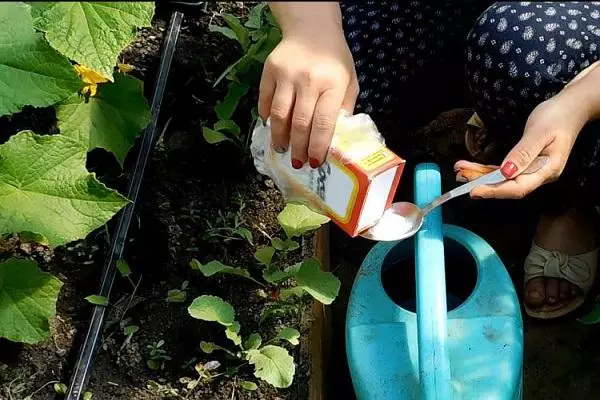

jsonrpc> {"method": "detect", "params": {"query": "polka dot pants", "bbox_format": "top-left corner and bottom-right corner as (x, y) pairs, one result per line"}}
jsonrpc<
(341, 1), (600, 213)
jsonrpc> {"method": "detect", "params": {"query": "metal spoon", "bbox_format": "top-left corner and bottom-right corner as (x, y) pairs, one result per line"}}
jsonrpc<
(359, 156), (550, 241)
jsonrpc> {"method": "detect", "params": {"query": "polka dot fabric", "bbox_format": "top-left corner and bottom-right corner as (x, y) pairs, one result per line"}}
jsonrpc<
(340, 1), (600, 211)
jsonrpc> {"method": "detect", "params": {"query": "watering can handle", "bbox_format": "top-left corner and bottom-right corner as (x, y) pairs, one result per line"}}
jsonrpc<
(414, 164), (453, 400)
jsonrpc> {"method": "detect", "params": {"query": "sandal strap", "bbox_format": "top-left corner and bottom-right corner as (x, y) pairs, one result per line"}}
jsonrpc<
(524, 243), (598, 295)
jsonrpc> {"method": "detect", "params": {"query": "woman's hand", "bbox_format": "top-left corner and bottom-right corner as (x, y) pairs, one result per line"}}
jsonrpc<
(258, 2), (359, 169)
(470, 93), (589, 199)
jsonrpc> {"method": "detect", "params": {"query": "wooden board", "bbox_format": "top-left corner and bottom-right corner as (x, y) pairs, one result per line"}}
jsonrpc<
(308, 224), (332, 400)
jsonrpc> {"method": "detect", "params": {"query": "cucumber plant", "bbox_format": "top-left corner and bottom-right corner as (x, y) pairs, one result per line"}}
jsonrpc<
(203, 2), (281, 147)
(0, 2), (154, 344)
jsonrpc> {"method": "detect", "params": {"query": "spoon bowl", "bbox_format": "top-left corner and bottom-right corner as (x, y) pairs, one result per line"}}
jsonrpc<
(360, 156), (550, 242)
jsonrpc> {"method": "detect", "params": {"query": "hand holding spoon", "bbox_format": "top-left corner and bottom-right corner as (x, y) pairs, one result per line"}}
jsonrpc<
(359, 156), (550, 241)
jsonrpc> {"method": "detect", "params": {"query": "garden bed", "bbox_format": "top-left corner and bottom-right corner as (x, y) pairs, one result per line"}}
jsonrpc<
(0, 3), (332, 399)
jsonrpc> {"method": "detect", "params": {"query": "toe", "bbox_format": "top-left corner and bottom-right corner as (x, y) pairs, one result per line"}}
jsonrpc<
(525, 277), (546, 308)
(546, 278), (560, 305)
(559, 280), (571, 300)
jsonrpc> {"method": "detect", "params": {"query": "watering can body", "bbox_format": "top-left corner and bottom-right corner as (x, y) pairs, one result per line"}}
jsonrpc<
(346, 163), (524, 400)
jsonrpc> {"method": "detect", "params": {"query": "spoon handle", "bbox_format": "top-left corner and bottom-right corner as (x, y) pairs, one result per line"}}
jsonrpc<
(421, 156), (550, 215)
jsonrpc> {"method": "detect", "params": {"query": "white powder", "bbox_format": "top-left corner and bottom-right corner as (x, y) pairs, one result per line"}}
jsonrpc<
(367, 208), (416, 241)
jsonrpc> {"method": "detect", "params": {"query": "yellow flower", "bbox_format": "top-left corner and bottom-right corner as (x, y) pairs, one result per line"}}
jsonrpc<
(117, 63), (135, 73)
(74, 64), (109, 97)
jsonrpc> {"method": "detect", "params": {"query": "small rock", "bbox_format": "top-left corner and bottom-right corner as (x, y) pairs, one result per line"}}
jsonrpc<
(19, 242), (32, 254)
(264, 179), (274, 188)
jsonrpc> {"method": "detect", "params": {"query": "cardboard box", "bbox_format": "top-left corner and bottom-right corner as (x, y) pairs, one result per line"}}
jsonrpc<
(315, 144), (405, 237)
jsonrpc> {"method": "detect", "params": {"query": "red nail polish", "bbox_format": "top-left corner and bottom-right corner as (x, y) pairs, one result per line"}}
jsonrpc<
(501, 161), (518, 177)
(291, 159), (303, 169)
(309, 158), (320, 169)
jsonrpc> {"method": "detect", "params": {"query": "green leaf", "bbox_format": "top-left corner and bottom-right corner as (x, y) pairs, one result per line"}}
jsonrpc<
(123, 325), (139, 336)
(0, 2), (82, 117)
(0, 131), (129, 247)
(188, 295), (235, 326)
(222, 14), (249, 50)
(54, 383), (68, 394)
(225, 321), (242, 346)
(30, 2), (155, 80)
(280, 286), (305, 301)
(295, 258), (340, 305)
(254, 247), (275, 266)
(191, 260), (251, 279)
(245, 3), (267, 29)
(208, 24), (237, 41)
(213, 119), (241, 136)
(200, 341), (217, 354)
(56, 73), (151, 166)
(277, 204), (330, 238)
(236, 227), (253, 244)
(244, 333), (262, 350)
(199, 341), (232, 356)
(116, 259), (131, 278)
(215, 82), (250, 120)
(85, 295), (108, 306)
(251, 27), (281, 63)
(0, 258), (63, 344)
(246, 345), (295, 388)
(213, 56), (244, 88)
(240, 380), (258, 391)
(271, 237), (299, 252)
(203, 127), (230, 144)
(275, 327), (300, 346)
(259, 303), (297, 324)
(263, 263), (300, 284)
(166, 289), (186, 303)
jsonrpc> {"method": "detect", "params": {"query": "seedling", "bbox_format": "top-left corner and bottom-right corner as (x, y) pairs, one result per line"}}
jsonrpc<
(166, 281), (189, 303)
(202, 196), (253, 245)
(188, 295), (299, 389)
(192, 204), (339, 319)
(146, 340), (172, 371)
(204, 3), (281, 147)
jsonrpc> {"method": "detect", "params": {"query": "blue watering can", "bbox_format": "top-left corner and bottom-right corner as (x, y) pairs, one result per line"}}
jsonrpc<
(346, 163), (524, 400)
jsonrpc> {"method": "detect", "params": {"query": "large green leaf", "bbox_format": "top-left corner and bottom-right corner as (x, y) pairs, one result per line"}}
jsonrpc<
(295, 258), (340, 305)
(0, 2), (81, 117)
(0, 131), (129, 247)
(277, 203), (330, 238)
(56, 73), (151, 166)
(30, 2), (155, 80)
(0, 258), (63, 344)
(188, 295), (235, 326)
(246, 345), (295, 388)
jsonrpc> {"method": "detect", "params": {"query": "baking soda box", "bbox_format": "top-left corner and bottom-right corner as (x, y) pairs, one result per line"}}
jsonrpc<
(251, 113), (405, 237)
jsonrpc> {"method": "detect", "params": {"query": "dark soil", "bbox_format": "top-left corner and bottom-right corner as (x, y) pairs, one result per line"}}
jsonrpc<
(1, 3), (311, 400)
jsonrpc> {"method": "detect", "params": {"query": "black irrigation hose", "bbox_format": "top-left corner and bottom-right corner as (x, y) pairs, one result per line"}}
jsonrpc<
(66, 10), (184, 400)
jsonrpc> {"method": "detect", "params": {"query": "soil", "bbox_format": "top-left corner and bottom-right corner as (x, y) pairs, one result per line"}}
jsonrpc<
(1, 3), (311, 400)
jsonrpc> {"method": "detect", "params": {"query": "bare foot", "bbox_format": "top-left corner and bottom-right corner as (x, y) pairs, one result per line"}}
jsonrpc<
(524, 208), (596, 309)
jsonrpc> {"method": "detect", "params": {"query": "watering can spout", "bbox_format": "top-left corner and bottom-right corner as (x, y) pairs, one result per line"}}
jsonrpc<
(414, 164), (452, 400)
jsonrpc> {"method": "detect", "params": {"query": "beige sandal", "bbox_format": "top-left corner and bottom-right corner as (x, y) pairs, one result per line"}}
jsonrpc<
(524, 242), (598, 319)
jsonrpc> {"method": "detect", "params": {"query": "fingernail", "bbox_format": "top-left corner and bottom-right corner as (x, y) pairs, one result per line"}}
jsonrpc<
(291, 159), (303, 169)
(309, 158), (320, 169)
(273, 146), (287, 154)
(501, 161), (518, 178)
